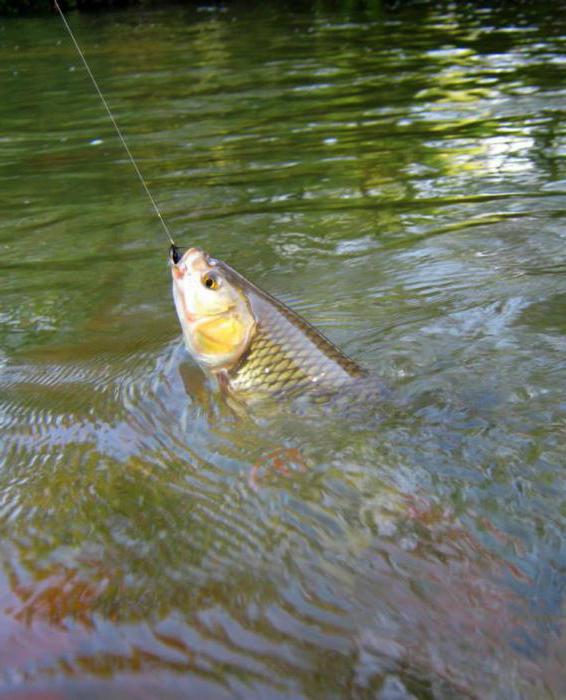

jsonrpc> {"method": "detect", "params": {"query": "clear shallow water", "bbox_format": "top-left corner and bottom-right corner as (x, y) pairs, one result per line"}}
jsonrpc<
(0, 2), (565, 697)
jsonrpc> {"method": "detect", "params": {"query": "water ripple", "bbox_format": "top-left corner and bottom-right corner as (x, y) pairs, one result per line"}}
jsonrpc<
(0, 3), (565, 698)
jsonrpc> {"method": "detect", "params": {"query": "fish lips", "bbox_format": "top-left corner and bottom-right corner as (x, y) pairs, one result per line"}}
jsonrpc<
(169, 245), (198, 280)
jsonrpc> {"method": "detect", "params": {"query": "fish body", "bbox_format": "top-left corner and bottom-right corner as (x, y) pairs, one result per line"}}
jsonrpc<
(171, 247), (366, 403)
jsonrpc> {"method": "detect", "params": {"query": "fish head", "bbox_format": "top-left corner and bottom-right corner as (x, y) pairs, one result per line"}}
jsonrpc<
(170, 247), (255, 370)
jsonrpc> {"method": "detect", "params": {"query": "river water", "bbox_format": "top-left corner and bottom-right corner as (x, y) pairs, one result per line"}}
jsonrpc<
(0, 2), (565, 698)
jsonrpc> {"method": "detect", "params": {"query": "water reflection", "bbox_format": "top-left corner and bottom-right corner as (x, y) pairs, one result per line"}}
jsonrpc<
(0, 1), (565, 698)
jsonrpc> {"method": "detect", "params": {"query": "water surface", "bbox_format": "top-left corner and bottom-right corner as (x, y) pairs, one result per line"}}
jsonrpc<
(0, 2), (565, 698)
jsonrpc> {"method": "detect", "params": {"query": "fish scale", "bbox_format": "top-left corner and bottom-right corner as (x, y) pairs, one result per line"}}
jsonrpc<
(221, 262), (366, 400)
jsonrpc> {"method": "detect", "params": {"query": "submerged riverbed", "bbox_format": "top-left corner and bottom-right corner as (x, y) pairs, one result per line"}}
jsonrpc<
(1, 2), (565, 697)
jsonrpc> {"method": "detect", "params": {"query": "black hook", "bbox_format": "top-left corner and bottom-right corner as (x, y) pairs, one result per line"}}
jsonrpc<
(169, 244), (183, 264)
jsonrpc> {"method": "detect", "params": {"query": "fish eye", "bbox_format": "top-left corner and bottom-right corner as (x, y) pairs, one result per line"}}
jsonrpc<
(202, 272), (220, 290)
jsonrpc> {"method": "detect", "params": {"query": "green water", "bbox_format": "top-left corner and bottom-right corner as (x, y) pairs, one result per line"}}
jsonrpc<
(1, 2), (565, 697)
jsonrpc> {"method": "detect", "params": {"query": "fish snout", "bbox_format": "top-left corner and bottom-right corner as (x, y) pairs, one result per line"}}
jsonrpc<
(169, 244), (202, 261)
(170, 246), (207, 281)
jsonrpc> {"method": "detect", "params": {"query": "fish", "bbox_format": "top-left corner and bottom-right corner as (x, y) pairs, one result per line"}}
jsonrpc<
(170, 246), (367, 404)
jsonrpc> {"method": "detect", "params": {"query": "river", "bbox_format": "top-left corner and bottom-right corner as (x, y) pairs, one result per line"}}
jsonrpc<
(0, 2), (565, 698)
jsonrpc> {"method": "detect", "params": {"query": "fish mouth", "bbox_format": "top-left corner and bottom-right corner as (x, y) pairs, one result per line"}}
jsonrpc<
(170, 246), (209, 282)
(170, 245), (203, 264)
(169, 245), (208, 267)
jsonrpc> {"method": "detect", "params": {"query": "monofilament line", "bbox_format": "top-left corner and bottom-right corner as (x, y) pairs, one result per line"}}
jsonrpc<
(54, 0), (175, 245)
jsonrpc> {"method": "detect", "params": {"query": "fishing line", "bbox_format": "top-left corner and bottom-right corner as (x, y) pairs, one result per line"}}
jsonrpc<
(54, 0), (176, 247)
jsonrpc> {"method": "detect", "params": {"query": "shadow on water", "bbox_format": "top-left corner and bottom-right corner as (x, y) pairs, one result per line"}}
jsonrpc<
(0, 1), (565, 698)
